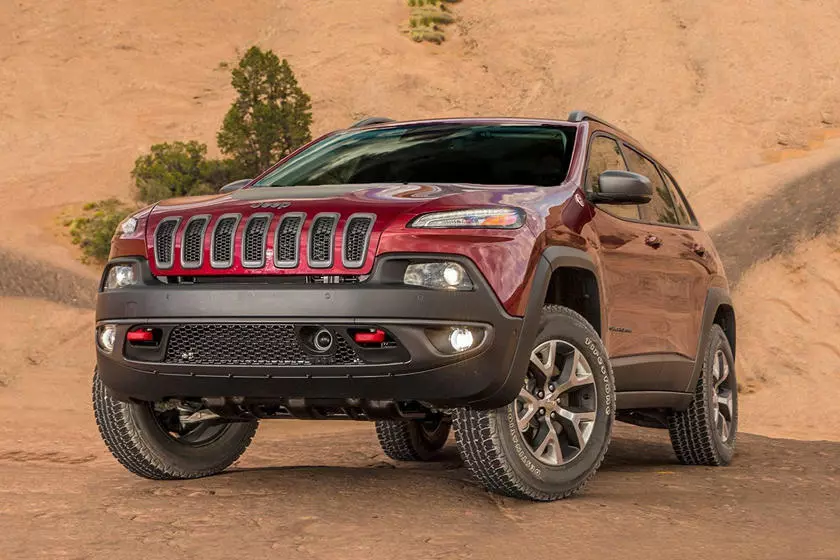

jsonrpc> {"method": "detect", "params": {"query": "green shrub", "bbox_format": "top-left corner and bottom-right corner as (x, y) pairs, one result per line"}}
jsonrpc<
(66, 199), (134, 263)
(217, 46), (313, 179)
(132, 141), (222, 203)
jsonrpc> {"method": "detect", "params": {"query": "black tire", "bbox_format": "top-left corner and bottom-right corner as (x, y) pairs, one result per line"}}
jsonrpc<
(92, 370), (258, 479)
(453, 305), (615, 501)
(375, 417), (451, 461)
(668, 325), (738, 466)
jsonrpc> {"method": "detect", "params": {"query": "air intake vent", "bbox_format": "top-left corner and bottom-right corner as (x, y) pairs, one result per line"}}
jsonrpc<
(211, 214), (240, 268)
(242, 214), (271, 268)
(342, 214), (375, 268)
(154, 217), (180, 269)
(180, 216), (209, 268)
(274, 213), (305, 268)
(308, 213), (338, 268)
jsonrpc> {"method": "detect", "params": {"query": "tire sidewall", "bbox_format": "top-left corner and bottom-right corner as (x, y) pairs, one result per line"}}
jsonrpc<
(702, 326), (738, 462)
(127, 400), (256, 472)
(494, 309), (615, 494)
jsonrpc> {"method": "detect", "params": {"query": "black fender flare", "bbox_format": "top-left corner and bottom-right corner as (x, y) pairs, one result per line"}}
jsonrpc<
(471, 247), (601, 408)
(684, 287), (735, 392)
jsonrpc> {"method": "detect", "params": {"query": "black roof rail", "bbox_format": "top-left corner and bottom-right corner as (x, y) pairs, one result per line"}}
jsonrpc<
(349, 117), (395, 129)
(567, 110), (632, 136)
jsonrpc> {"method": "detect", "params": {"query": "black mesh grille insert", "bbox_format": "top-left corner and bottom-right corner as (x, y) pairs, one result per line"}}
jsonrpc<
(155, 219), (179, 267)
(309, 215), (336, 266)
(212, 217), (238, 266)
(242, 216), (269, 266)
(343, 216), (373, 266)
(275, 214), (303, 267)
(164, 324), (362, 366)
(182, 218), (207, 267)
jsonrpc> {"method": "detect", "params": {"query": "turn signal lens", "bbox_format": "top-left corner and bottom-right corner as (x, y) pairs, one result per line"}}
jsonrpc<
(409, 208), (525, 229)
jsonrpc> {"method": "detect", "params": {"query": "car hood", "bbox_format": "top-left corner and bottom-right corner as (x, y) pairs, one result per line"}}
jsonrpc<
(151, 182), (542, 220)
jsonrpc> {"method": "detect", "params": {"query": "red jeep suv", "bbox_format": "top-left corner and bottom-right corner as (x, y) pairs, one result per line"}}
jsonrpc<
(93, 112), (737, 501)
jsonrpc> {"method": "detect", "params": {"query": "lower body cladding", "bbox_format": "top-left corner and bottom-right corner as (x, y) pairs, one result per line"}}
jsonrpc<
(95, 259), (526, 413)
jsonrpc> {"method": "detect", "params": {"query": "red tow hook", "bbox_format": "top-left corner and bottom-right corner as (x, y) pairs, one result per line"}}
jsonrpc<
(353, 329), (386, 344)
(126, 328), (157, 344)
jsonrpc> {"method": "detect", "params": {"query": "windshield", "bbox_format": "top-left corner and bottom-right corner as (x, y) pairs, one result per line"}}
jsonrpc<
(255, 123), (576, 187)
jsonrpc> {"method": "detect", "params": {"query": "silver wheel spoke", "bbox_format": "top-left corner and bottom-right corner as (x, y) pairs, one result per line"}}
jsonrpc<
(534, 420), (563, 465)
(516, 388), (539, 432)
(529, 340), (557, 379)
(558, 407), (595, 448)
(553, 348), (595, 396)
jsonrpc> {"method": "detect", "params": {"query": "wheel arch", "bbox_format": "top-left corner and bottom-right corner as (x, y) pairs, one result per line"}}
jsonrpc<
(539, 246), (604, 336)
(685, 287), (736, 392)
(473, 246), (604, 409)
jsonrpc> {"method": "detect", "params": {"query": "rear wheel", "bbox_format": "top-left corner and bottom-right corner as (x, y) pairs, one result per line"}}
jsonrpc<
(668, 325), (737, 465)
(453, 305), (614, 501)
(92, 370), (258, 479)
(375, 416), (451, 461)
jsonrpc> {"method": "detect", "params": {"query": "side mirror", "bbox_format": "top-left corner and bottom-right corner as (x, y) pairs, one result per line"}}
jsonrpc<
(589, 170), (652, 204)
(219, 178), (252, 193)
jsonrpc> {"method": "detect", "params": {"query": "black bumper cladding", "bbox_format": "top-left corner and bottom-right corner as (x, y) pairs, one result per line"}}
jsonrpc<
(95, 255), (528, 409)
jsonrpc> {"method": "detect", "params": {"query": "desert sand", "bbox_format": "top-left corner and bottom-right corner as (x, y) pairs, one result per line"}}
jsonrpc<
(1, 1), (839, 558)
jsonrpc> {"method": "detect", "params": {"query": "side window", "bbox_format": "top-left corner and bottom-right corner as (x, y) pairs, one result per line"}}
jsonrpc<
(585, 136), (640, 221)
(622, 146), (680, 226)
(660, 169), (697, 226)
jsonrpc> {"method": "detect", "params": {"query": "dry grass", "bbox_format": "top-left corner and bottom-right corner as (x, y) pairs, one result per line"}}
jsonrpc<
(405, 0), (459, 44)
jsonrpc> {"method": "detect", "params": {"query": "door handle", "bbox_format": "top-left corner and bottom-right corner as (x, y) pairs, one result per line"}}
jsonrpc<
(645, 234), (662, 248)
(692, 243), (706, 256)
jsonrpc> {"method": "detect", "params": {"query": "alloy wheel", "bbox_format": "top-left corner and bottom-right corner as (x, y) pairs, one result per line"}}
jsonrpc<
(711, 348), (734, 442)
(515, 340), (597, 466)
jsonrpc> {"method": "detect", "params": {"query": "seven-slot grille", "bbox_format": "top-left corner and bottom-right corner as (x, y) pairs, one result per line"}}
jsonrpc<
(155, 212), (375, 271)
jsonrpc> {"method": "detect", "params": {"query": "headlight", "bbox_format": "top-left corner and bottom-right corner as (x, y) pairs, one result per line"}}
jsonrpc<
(104, 263), (139, 290)
(404, 262), (473, 290)
(119, 216), (138, 235)
(409, 208), (525, 229)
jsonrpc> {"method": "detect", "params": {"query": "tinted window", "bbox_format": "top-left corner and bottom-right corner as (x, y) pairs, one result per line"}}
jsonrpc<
(622, 146), (680, 225)
(255, 124), (575, 187)
(585, 136), (640, 220)
(660, 170), (696, 226)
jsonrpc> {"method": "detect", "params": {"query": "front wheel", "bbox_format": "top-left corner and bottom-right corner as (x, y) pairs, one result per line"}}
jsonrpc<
(92, 370), (258, 479)
(453, 305), (615, 501)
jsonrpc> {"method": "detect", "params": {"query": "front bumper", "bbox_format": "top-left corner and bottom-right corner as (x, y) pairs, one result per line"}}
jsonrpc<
(95, 255), (528, 409)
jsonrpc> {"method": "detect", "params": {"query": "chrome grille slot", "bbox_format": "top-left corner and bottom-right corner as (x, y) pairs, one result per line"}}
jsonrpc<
(154, 217), (180, 269)
(180, 215), (209, 269)
(210, 214), (240, 268)
(274, 213), (305, 268)
(308, 213), (338, 268)
(342, 214), (375, 268)
(241, 214), (271, 268)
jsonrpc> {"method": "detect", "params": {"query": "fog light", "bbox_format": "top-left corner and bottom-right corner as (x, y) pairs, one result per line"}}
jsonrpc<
(449, 328), (475, 352)
(98, 325), (117, 353)
(104, 264), (138, 290)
